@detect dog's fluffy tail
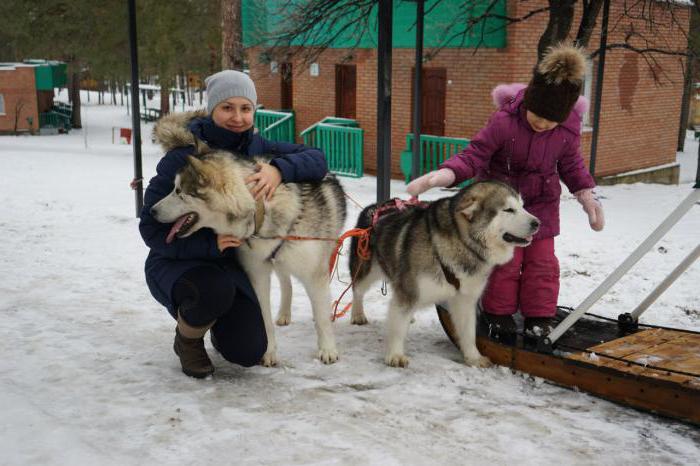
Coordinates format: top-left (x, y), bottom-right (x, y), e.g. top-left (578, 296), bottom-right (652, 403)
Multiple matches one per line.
top-left (349, 204), bottom-right (375, 282)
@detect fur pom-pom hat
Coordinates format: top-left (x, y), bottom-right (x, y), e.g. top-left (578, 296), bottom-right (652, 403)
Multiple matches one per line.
top-left (523, 44), bottom-right (587, 123)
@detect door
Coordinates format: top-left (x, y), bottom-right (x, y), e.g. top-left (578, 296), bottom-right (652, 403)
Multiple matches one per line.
top-left (335, 64), bottom-right (357, 119)
top-left (411, 67), bottom-right (446, 136)
top-left (280, 63), bottom-right (293, 110)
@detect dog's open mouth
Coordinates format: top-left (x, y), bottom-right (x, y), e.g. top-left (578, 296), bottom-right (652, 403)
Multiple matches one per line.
top-left (166, 212), bottom-right (199, 244)
top-left (503, 232), bottom-right (532, 245)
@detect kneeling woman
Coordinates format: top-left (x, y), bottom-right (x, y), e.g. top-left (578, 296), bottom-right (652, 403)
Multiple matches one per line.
top-left (139, 70), bottom-right (328, 378)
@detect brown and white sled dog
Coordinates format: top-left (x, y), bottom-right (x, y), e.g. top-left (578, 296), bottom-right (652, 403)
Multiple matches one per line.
top-left (151, 147), bottom-right (346, 366)
top-left (349, 181), bottom-right (539, 368)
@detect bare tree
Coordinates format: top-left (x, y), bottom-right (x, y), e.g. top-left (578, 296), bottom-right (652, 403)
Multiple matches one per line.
top-left (262, 0), bottom-right (697, 68)
top-left (222, 0), bottom-right (245, 70)
top-left (13, 99), bottom-right (26, 134)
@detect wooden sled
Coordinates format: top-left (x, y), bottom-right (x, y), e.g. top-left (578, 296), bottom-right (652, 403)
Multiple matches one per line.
top-left (437, 305), bottom-right (700, 425)
top-left (437, 188), bottom-right (700, 425)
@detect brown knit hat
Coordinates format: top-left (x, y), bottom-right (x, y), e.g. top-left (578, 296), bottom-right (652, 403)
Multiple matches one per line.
top-left (523, 44), bottom-right (587, 123)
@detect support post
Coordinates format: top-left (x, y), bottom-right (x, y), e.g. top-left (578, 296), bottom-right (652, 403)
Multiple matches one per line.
top-left (589, 0), bottom-right (609, 177)
top-left (410, 0), bottom-right (424, 182)
top-left (128, 0), bottom-right (144, 217)
top-left (376, 0), bottom-right (393, 203)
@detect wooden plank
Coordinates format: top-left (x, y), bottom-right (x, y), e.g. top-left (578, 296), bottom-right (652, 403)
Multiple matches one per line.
top-left (568, 330), bottom-right (700, 388)
top-left (584, 328), bottom-right (682, 358)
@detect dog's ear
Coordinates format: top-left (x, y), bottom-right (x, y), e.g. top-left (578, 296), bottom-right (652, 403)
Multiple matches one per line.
top-left (186, 155), bottom-right (212, 188)
top-left (458, 193), bottom-right (481, 221)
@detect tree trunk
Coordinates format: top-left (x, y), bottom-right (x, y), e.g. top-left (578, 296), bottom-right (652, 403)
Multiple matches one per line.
top-left (221, 0), bottom-right (245, 70)
top-left (575, 0), bottom-right (605, 48)
top-left (69, 68), bottom-right (82, 129)
top-left (160, 80), bottom-right (170, 115)
top-left (678, 54), bottom-right (694, 151)
top-left (537, 0), bottom-right (576, 61)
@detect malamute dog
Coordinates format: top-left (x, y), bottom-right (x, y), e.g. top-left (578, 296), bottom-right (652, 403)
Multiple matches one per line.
top-left (349, 181), bottom-right (539, 368)
top-left (151, 151), bottom-right (347, 366)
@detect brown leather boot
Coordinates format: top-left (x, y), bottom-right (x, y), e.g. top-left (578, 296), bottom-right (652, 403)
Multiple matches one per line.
top-left (173, 315), bottom-right (215, 379)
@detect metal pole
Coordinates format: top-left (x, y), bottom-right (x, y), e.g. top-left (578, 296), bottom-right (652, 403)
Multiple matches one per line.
top-left (546, 188), bottom-right (700, 345)
top-left (629, 244), bottom-right (700, 320)
top-left (589, 0), bottom-right (609, 177)
top-left (410, 0), bottom-right (424, 182)
top-left (376, 0), bottom-right (393, 203)
top-left (128, 0), bottom-right (144, 217)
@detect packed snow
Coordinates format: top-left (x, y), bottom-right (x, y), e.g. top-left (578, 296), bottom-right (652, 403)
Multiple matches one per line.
top-left (1, 94), bottom-right (698, 465)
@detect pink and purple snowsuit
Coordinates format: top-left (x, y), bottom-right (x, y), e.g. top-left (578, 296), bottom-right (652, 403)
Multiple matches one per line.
top-left (441, 84), bottom-right (596, 317)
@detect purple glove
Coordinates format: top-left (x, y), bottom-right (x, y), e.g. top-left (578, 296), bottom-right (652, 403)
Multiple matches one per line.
top-left (575, 189), bottom-right (605, 231)
top-left (406, 168), bottom-right (456, 196)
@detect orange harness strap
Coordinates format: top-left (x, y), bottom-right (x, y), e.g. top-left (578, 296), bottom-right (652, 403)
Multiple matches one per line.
top-left (328, 227), bottom-right (373, 321)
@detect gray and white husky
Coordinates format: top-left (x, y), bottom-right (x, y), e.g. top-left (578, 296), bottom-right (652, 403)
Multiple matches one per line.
top-left (151, 151), bottom-right (347, 366)
top-left (349, 181), bottom-right (539, 368)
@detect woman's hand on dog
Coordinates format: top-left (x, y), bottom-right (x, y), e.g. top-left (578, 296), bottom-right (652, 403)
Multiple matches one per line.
top-left (246, 163), bottom-right (282, 201)
top-left (217, 234), bottom-right (242, 252)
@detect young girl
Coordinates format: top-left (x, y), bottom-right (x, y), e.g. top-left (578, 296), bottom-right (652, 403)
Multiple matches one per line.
top-left (139, 70), bottom-right (328, 377)
top-left (407, 44), bottom-right (604, 338)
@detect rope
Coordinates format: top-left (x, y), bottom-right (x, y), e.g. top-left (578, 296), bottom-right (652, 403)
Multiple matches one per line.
top-left (344, 191), bottom-right (365, 210)
top-left (328, 227), bottom-right (372, 321)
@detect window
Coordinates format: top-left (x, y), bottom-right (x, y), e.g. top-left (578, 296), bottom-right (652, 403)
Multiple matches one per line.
top-left (0, 94), bottom-right (5, 115)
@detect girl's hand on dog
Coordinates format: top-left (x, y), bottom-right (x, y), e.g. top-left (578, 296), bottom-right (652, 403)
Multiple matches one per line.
top-left (406, 168), bottom-right (456, 196)
top-left (217, 234), bottom-right (242, 252)
top-left (246, 163), bottom-right (282, 201)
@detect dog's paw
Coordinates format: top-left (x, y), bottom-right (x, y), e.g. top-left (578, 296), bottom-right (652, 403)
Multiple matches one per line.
top-left (261, 350), bottom-right (278, 367)
top-left (464, 354), bottom-right (492, 368)
top-left (385, 353), bottom-right (410, 368)
top-left (318, 347), bottom-right (339, 364)
top-left (276, 314), bottom-right (291, 326)
top-left (351, 314), bottom-right (368, 325)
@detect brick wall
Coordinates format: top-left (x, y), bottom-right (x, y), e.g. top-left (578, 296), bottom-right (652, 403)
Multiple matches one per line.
top-left (0, 66), bottom-right (39, 134)
top-left (248, 0), bottom-right (690, 180)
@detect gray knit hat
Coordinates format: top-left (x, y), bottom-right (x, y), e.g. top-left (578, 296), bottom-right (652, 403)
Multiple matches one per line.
top-left (205, 70), bottom-right (257, 114)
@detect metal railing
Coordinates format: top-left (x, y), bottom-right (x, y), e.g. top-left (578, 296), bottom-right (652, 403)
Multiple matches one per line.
top-left (301, 117), bottom-right (364, 178)
top-left (52, 102), bottom-right (73, 118)
top-left (400, 133), bottom-right (470, 183)
top-left (39, 111), bottom-right (71, 132)
top-left (255, 109), bottom-right (295, 143)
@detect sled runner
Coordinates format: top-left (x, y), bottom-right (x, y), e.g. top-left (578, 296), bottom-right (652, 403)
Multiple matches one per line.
top-left (438, 188), bottom-right (700, 425)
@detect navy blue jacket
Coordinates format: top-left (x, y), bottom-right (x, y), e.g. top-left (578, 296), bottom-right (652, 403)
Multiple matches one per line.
top-left (139, 116), bottom-right (328, 315)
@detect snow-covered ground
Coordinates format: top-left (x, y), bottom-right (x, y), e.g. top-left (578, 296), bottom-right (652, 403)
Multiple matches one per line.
top-left (1, 95), bottom-right (699, 465)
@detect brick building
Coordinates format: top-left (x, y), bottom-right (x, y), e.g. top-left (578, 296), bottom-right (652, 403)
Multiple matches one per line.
top-left (0, 60), bottom-right (68, 135)
top-left (245, 0), bottom-right (691, 183)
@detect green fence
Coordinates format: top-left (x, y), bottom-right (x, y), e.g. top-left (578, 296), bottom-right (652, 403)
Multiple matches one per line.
top-left (301, 117), bottom-right (364, 178)
top-left (39, 111), bottom-right (71, 133)
top-left (400, 133), bottom-right (470, 184)
top-left (255, 109), bottom-right (295, 143)
top-left (52, 102), bottom-right (73, 119)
